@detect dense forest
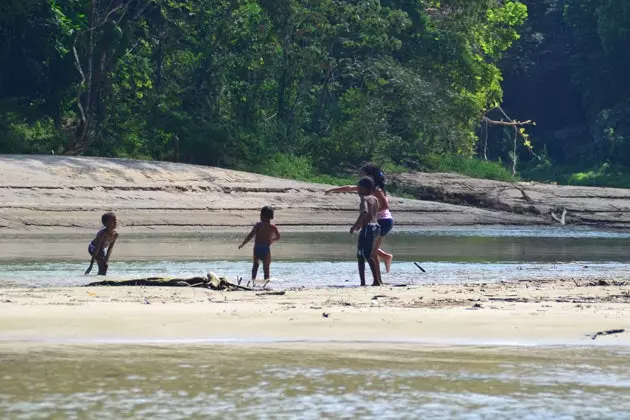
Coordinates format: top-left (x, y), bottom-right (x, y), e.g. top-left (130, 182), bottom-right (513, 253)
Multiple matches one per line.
top-left (1, 1), bottom-right (629, 186)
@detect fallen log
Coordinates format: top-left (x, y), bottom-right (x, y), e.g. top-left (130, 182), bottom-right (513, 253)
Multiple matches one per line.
top-left (591, 329), bottom-right (625, 340)
top-left (85, 272), bottom-right (254, 291)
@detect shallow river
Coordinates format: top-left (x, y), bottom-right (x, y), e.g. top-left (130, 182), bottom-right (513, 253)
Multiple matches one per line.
top-left (1, 227), bottom-right (630, 288)
top-left (1, 344), bottom-right (629, 419)
top-left (2, 227), bottom-right (630, 418)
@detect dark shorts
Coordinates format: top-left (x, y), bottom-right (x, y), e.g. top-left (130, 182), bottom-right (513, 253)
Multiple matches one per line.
top-left (88, 242), bottom-right (105, 259)
top-left (254, 244), bottom-right (270, 261)
top-left (357, 224), bottom-right (381, 260)
top-left (378, 218), bottom-right (394, 236)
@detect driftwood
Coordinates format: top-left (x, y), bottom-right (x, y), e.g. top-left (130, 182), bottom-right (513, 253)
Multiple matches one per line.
top-left (256, 291), bottom-right (286, 296)
top-left (586, 280), bottom-right (629, 287)
top-left (488, 297), bottom-right (530, 303)
top-left (85, 272), bottom-right (254, 291)
top-left (551, 208), bottom-right (567, 225)
top-left (591, 329), bottom-right (625, 340)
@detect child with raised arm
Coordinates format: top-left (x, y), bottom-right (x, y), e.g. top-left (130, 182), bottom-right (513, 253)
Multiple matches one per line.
top-left (239, 206), bottom-right (280, 287)
top-left (85, 212), bottom-right (119, 276)
top-left (326, 164), bottom-right (394, 272)
top-left (350, 177), bottom-right (382, 287)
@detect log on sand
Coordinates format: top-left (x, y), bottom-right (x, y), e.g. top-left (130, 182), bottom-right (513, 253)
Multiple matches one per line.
top-left (85, 272), bottom-right (253, 291)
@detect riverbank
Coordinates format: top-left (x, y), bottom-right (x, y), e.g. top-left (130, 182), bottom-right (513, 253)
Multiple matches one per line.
top-left (0, 278), bottom-right (627, 345)
top-left (1, 154), bottom-right (613, 234)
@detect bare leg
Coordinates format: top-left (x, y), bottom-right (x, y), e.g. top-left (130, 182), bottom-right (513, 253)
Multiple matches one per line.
top-left (358, 258), bottom-right (366, 286)
top-left (262, 252), bottom-right (271, 288)
top-left (373, 236), bottom-right (393, 273)
top-left (378, 248), bottom-right (393, 273)
top-left (251, 255), bottom-right (259, 287)
top-left (96, 257), bottom-right (108, 276)
top-left (368, 256), bottom-right (382, 286)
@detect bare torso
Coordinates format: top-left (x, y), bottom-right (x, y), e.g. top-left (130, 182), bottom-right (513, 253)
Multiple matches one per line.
top-left (360, 195), bottom-right (380, 226)
top-left (92, 228), bottom-right (118, 249)
top-left (255, 222), bottom-right (279, 245)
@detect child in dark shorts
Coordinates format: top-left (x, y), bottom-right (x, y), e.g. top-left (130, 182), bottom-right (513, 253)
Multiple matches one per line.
top-left (239, 206), bottom-right (281, 288)
top-left (350, 178), bottom-right (382, 286)
top-left (325, 163), bottom-right (394, 272)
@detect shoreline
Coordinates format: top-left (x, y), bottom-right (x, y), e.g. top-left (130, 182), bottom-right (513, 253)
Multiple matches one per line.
top-left (1, 279), bottom-right (628, 347)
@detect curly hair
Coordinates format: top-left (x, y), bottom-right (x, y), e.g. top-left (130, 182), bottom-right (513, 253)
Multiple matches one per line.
top-left (360, 163), bottom-right (386, 193)
top-left (101, 212), bottom-right (116, 226)
top-left (260, 205), bottom-right (274, 221)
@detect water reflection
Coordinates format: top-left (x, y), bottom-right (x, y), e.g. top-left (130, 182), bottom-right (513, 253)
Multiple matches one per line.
top-left (2, 228), bottom-right (630, 288)
top-left (0, 344), bottom-right (629, 419)
top-left (3, 228), bottom-right (630, 263)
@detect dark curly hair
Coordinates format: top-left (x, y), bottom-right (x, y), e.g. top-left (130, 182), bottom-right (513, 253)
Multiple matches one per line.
top-left (360, 163), bottom-right (386, 193)
top-left (101, 212), bottom-right (116, 226)
top-left (260, 205), bottom-right (274, 221)
top-left (357, 177), bottom-right (374, 192)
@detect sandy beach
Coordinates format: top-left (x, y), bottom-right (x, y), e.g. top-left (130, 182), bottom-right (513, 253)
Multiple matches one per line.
top-left (0, 278), bottom-right (627, 345)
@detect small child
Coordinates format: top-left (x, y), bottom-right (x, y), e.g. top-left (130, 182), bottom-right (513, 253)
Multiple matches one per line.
top-left (239, 206), bottom-right (280, 287)
top-left (350, 178), bottom-right (382, 286)
top-left (85, 212), bottom-right (119, 276)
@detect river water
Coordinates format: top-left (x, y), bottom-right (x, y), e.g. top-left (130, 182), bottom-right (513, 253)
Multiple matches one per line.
top-left (1, 227), bottom-right (630, 288)
top-left (1, 344), bottom-right (630, 419)
top-left (1, 227), bottom-right (630, 418)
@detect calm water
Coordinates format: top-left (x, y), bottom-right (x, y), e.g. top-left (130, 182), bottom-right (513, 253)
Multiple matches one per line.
top-left (2, 228), bottom-right (630, 418)
top-left (0, 344), bottom-right (629, 419)
top-left (1, 227), bottom-right (630, 288)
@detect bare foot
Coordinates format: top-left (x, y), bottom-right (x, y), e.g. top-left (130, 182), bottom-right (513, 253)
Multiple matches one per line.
top-left (371, 281), bottom-right (382, 287)
top-left (383, 254), bottom-right (393, 273)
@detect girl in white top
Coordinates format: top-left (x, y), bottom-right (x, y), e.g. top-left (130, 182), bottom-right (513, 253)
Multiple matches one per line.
top-left (325, 164), bottom-right (395, 272)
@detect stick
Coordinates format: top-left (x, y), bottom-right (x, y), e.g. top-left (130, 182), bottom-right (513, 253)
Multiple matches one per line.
top-left (256, 291), bottom-right (286, 296)
top-left (414, 262), bottom-right (426, 273)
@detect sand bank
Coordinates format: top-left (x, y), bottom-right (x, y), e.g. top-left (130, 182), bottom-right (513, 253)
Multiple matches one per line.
top-left (0, 279), bottom-right (627, 345)
top-left (0, 155), bottom-right (555, 234)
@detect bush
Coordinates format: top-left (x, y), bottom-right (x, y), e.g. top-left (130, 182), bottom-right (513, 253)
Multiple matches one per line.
top-left (253, 153), bottom-right (314, 180)
top-left (522, 163), bottom-right (630, 188)
top-left (421, 154), bottom-right (516, 181)
top-left (0, 115), bottom-right (65, 154)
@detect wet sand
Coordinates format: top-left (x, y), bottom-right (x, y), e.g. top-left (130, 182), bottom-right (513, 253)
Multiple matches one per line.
top-left (0, 279), bottom-right (628, 345)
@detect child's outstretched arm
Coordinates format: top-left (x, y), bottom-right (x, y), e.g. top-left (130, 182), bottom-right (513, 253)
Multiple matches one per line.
top-left (325, 185), bottom-right (359, 195)
top-left (238, 225), bottom-right (257, 249)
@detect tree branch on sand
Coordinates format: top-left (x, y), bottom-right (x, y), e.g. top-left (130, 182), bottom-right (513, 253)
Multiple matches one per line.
top-left (85, 272), bottom-right (255, 291)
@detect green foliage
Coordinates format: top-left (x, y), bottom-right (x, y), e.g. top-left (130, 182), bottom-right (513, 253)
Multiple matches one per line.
top-left (499, 0), bottom-right (630, 177)
top-left (0, 0), bottom-right (540, 184)
top-left (422, 154), bottom-right (517, 182)
top-left (0, 113), bottom-right (65, 154)
top-left (523, 163), bottom-right (630, 188)
top-left (252, 153), bottom-right (355, 185)
top-left (253, 153), bottom-right (315, 180)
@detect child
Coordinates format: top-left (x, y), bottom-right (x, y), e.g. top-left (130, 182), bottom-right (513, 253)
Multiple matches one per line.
top-left (350, 177), bottom-right (382, 287)
top-left (326, 164), bottom-right (394, 272)
top-left (85, 212), bottom-right (119, 276)
top-left (239, 206), bottom-right (280, 287)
